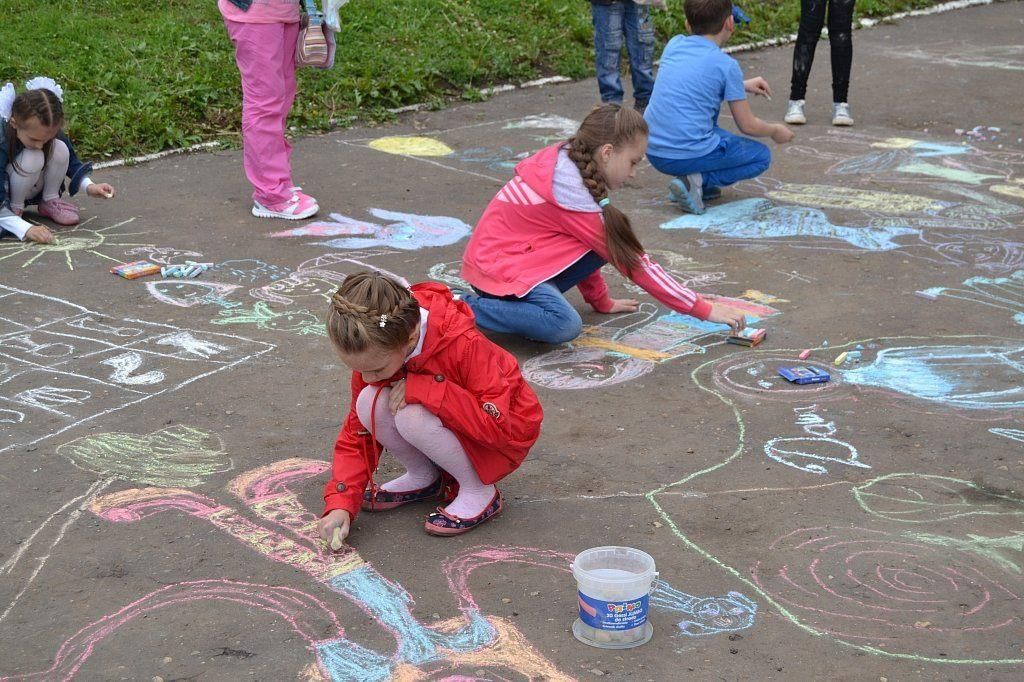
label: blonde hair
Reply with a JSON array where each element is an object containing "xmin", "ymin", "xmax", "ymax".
[
  {"xmin": 325, "ymin": 271, "xmax": 420, "ymax": 354},
  {"xmin": 567, "ymin": 103, "xmax": 648, "ymax": 274}
]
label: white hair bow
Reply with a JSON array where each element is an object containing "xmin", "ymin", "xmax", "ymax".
[
  {"xmin": 24, "ymin": 76, "xmax": 64, "ymax": 102},
  {"xmin": 0, "ymin": 83, "xmax": 14, "ymax": 121}
]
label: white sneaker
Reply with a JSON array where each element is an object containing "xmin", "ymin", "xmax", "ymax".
[
  {"xmin": 832, "ymin": 102, "xmax": 854, "ymax": 126},
  {"xmin": 251, "ymin": 192, "xmax": 319, "ymax": 220},
  {"xmin": 784, "ymin": 99, "xmax": 806, "ymax": 125}
]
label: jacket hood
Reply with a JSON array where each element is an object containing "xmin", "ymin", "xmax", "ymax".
[
  {"xmin": 514, "ymin": 143, "xmax": 562, "ymax": 206},
  {"xmin": 408, "ymin": 282, "xmax": 477, "ymax": 365}
]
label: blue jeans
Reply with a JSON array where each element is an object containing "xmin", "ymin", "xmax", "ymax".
[
  {"xmin": 647, "ymin": 127, "xmax": 771, "ymax": 190},
  {"xmin": 591, "ymin": 1, "xmax": 656, "ymax": 107},
  {"xmin": 465, "ymin": 251, "xmax": 607, "ymax": 344}
]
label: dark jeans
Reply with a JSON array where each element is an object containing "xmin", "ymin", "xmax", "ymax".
[
  {"xmin": 790, "ymin": 0, "xmax": 855, "ymax": 103},
  {"xmin": 465, "ymin": 251, "xmax": 607, "ymax": 344},
  {"xmin": 591, "ymin": 1, "xmax": 656, "ymax": 107},
  {"xmin": 647, "ymin": 127, "xmax": 771, "ymax": 190}
]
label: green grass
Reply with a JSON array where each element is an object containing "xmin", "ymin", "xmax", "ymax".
[{"xmin": 1, "ymin": 0, "xmax": 952, "ymax": 159}]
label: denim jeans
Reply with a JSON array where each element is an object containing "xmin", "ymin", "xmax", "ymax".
[
  {"xmin": 591, "ymin": 1, "xmax": 656, "ymax": 107},
  {"xmin": 465, "ymin": 251, "xmax": 607, "ymax": 344},
  {"xmin": 647, "ymin": 127, "xmax": 771, "ymax": 190}
]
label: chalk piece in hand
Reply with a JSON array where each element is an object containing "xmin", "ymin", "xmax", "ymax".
[{"xmin": 330, "ymin": 527, "xmax": 343, "ymax": 551}]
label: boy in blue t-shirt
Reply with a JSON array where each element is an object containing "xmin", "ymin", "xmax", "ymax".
[{"xmin": 644, "ymin": 0, "xmax": 794, "ymax": 214}]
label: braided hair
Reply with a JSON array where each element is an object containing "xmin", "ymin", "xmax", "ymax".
[
  {"xmin": 5, "ymin": 88, "xmax": 64, "ymax": 176},
  {"xmin": 325, "ymin": 271, "xmax": 420, "ymax": 354},
  {"xmin": 567, "ymin": 103, "xmax": 647, "ymax": 274}
]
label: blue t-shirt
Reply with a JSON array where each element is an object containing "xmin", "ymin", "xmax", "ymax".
[{"xmin": 644, "ymin": 35, "xmax": 747, "ymax": 160}]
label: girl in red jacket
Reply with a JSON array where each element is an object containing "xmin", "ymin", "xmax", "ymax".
[
  {"xmin": 460, "ymin": 103, "xmax": 747, "ymax": 344},
  {"xmin": 317, "ymin": 271, "xmax": 543, "ymax": 543}
]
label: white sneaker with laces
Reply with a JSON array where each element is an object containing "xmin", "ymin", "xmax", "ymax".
[
  {"xmin": 784, "ymin": 99, "xmax": 806, "ymax": 125},
  {"xmin": 832, "ymin": 102, "xmax": 854, "ymax": 126}
]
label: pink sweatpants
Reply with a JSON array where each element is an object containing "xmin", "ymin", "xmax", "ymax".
[
  {"xmin": 223, "ymin": 19, "xmax": 299, "ymax": 206},
  {"xmin": 356, "ymin": 386, "xmax": 497, "ymax": 519}
]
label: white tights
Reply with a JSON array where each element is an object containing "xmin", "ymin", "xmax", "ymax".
[
  {"xmin": 6, "ymin": 139, "xmax": 70, "ymax": 211},
  {"xmin": 356, "ymin": 385, "xmax": 497, "ymax": 518}
]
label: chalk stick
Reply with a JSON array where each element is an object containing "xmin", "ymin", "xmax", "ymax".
[
  {"xmin": 834, "ymin": 352, "xmax": 848, "ymax": 366},
  {"xmin": 330, "ymin": 527, "xmax": 343, "ymax": 551},
  {"xmin": 915, "ymin": 290, "xmax": 938, "ymax": 300},
  {"xmin": 798, "ymin": 349, "xmax": 812, "ymax": 360}
]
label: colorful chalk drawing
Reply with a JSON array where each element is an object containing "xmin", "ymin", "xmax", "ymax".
[
  {"xmin": 0, "ymin": 217, "xmax": 149, "ymax": 270},
  {"xmin": 919, "ymin": 270, "xmax": 1024, "ymax": 325},
  {"xmin": 270, "ymin": 208, "xmax": 471, "ymax": 251},
  {"xmin": 766, "ymin": 185, "xmax": 950, "ymax": 214},
  {"xmin": 367, "ymin": 136, "xmax": 454, "ymax": 156},
  {"xmin": 57, "ymin": 426, "xmax": 230, "ymax": 487},
  {"xmin": 522, "ymin": 298, "xmax": 780, "ymax": 390},
  {"xmin": 0, "ymin": 285, "xmax": 274, "ymax": 455},
  {"xmin": 642, "ymin": 336, "xmax": 1024, "ymax": 664},
  {"xmin": 4, "ymin": 458, "xmax": 756, "ymax": 679},
  {"xmin": 504, "ymin": 114, "xmax": 579, "ymax": 139},
  {"xmin": 142, "ymin": 251, "xmax": 404, "ymax": 338},
  {"xmin": 662, "ymin": 198, "xmax": 921, "ymax": 251}
]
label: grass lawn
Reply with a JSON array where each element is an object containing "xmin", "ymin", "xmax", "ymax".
[{"xmin": 1, "ymin": 0, "xmax": 951, "ymax": 159}]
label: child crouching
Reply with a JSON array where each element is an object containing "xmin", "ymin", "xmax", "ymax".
[{"xmin": 318, "ymin": 272, "xmax": 543, "ymax": 544}]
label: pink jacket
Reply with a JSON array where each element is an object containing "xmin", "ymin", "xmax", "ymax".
[{"xmin": 461, "ymin": 144, "xmax": 712, "ymax": 320}]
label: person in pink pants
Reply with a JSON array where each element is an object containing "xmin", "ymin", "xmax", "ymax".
[{"xmin": 219, "ymin": 0, "xmax": 319, "ymax": 220}]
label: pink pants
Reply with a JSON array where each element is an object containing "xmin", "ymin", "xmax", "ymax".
[{"xmin": 224, "ymin": 19, "xmax": 299, "ymax": 206}]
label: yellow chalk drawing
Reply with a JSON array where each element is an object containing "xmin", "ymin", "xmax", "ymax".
[
  {"xmin": 991, "ymin": 184, "xmax": 1024, "ymax": 200},
  {"xmin": 767, "ymin": 184, "xmax": 947, "ymax": 215},
  {"xmin": 740, "ymin": 289, "xmax": 789, "ymax": 305},
  {"xmin": 870, "ymin": 137, "xmax": 920, "ymax": 149},
  {"xmin": 896, "ymin": 162, "xmax": 1002, "ymax": 185},
  {"xmin": 368, "ymin": 136, "xmax": 454, "ymax": 157}
]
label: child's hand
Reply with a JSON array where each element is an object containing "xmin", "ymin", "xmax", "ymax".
[
  {"xmin": 744, "ymin": 77, "xmax": 773, "ymax": 99},
  {"xmin": 388, "ymin": 378, "xmax": 407, "ymax": 415},
  {"xmin": 318, "ymin": 509, "xmax": 351, "ymax": 550},
  {"xmin": 708, "ymin": 302, "xmax": 746, "ymax": 332},
  {"xmin": 606, "ymin": 298, "xmax": 640, "ymax": 314},
  {"xmin": 86, "ymin": 183, "xmax": 116, "ymax": 199},
  {"xmin": 771, "ymin": 124, "xmax": 795, "ymax": 144},
  {"xmin": 25, "ymin": 225, "xmax": 55, "ymax": 244}
]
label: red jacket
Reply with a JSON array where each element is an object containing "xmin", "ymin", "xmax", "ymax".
[
  {"xmin": 461, "ymin": 143, "xmax": 712, "ymax": 320},
  {"xmin": 322, "ymin": 282, "xmax": 543, "ymax": 520}
]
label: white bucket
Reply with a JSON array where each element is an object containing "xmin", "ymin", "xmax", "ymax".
[{"xmin": 571, "ymin": 546, "xmax": 657, "ymax": 649}]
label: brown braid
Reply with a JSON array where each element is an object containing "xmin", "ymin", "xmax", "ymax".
[
  {"xmin": 325, "ymin": 271, "xmax": 420, "ymax": 354},
  {"xmin": 5, "ymin": 88, "xmax": 64, "ymax": 176},
  {"xmin": 566, "ymin": 103, "xmax": 648, "ymax": 274}
]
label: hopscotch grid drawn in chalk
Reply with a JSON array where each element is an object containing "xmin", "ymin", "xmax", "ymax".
[{"xmin": 0, "ymin": 285, "xmax": 275, "ymax": 455}]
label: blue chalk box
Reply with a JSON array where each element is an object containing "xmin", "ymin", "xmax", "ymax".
[{"xmin": 778, "ymin": 366, "xmax": 831, "ymax": 385}]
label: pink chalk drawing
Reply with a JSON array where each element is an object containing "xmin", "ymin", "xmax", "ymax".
[
  {"xmin": 751, "ymin": 526, "xmax": 1022, "ymax": 643},
  {"xmin": 5, "ymin": 458, "xmax": 755, "ymax": 680},
  {"xmin": 269, "ymin": 209, "xmax": 471, "ymax": 251}
]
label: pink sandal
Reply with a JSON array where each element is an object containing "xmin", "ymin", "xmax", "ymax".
[{"xmin": 424, "ymin": 490, "xmax": 503, "ymax": 537}]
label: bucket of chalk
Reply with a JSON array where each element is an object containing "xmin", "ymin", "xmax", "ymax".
[{"xmin": 571, "ymin": 546, "xmax": 657, "ymax": 649}]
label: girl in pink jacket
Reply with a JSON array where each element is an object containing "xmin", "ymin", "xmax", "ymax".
[{"xmin": 460, "ymin": 103, "xmax": 746, "ymax": 344}]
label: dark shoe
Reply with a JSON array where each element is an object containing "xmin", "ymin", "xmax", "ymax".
[
  {"xmin": 424, "ymin": 490, "xmax": 503, "ymax": 536},
  {"xmin": 362, "ymin": 477, "xmax": 442, "ymax": 512},
  {"xmin": 703, "ymin": 186, "xmax": 722, "ymax": 202}
]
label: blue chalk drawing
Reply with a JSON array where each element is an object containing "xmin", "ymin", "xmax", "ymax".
[
  {"xmin": 650, "ymin": 580, "xmax": 757, "ymax": 637},
  {"xmin": 990, "ymin": 427, "xmax": 1024, "ymax": 444},
  {"xmin": 305, "ymin": 209, "xmax": 471, "ymax": 251},
  {"xmin": 842, "ymin": 344, "xmax": 1024, "ymax": 410},
  {"xmin": 660, "ymin": 198, "xmax": 920, "ymax": 251},
  {"xmin": 920, "ymin": 270, "xmax": 1024, "ymax": 326}
]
